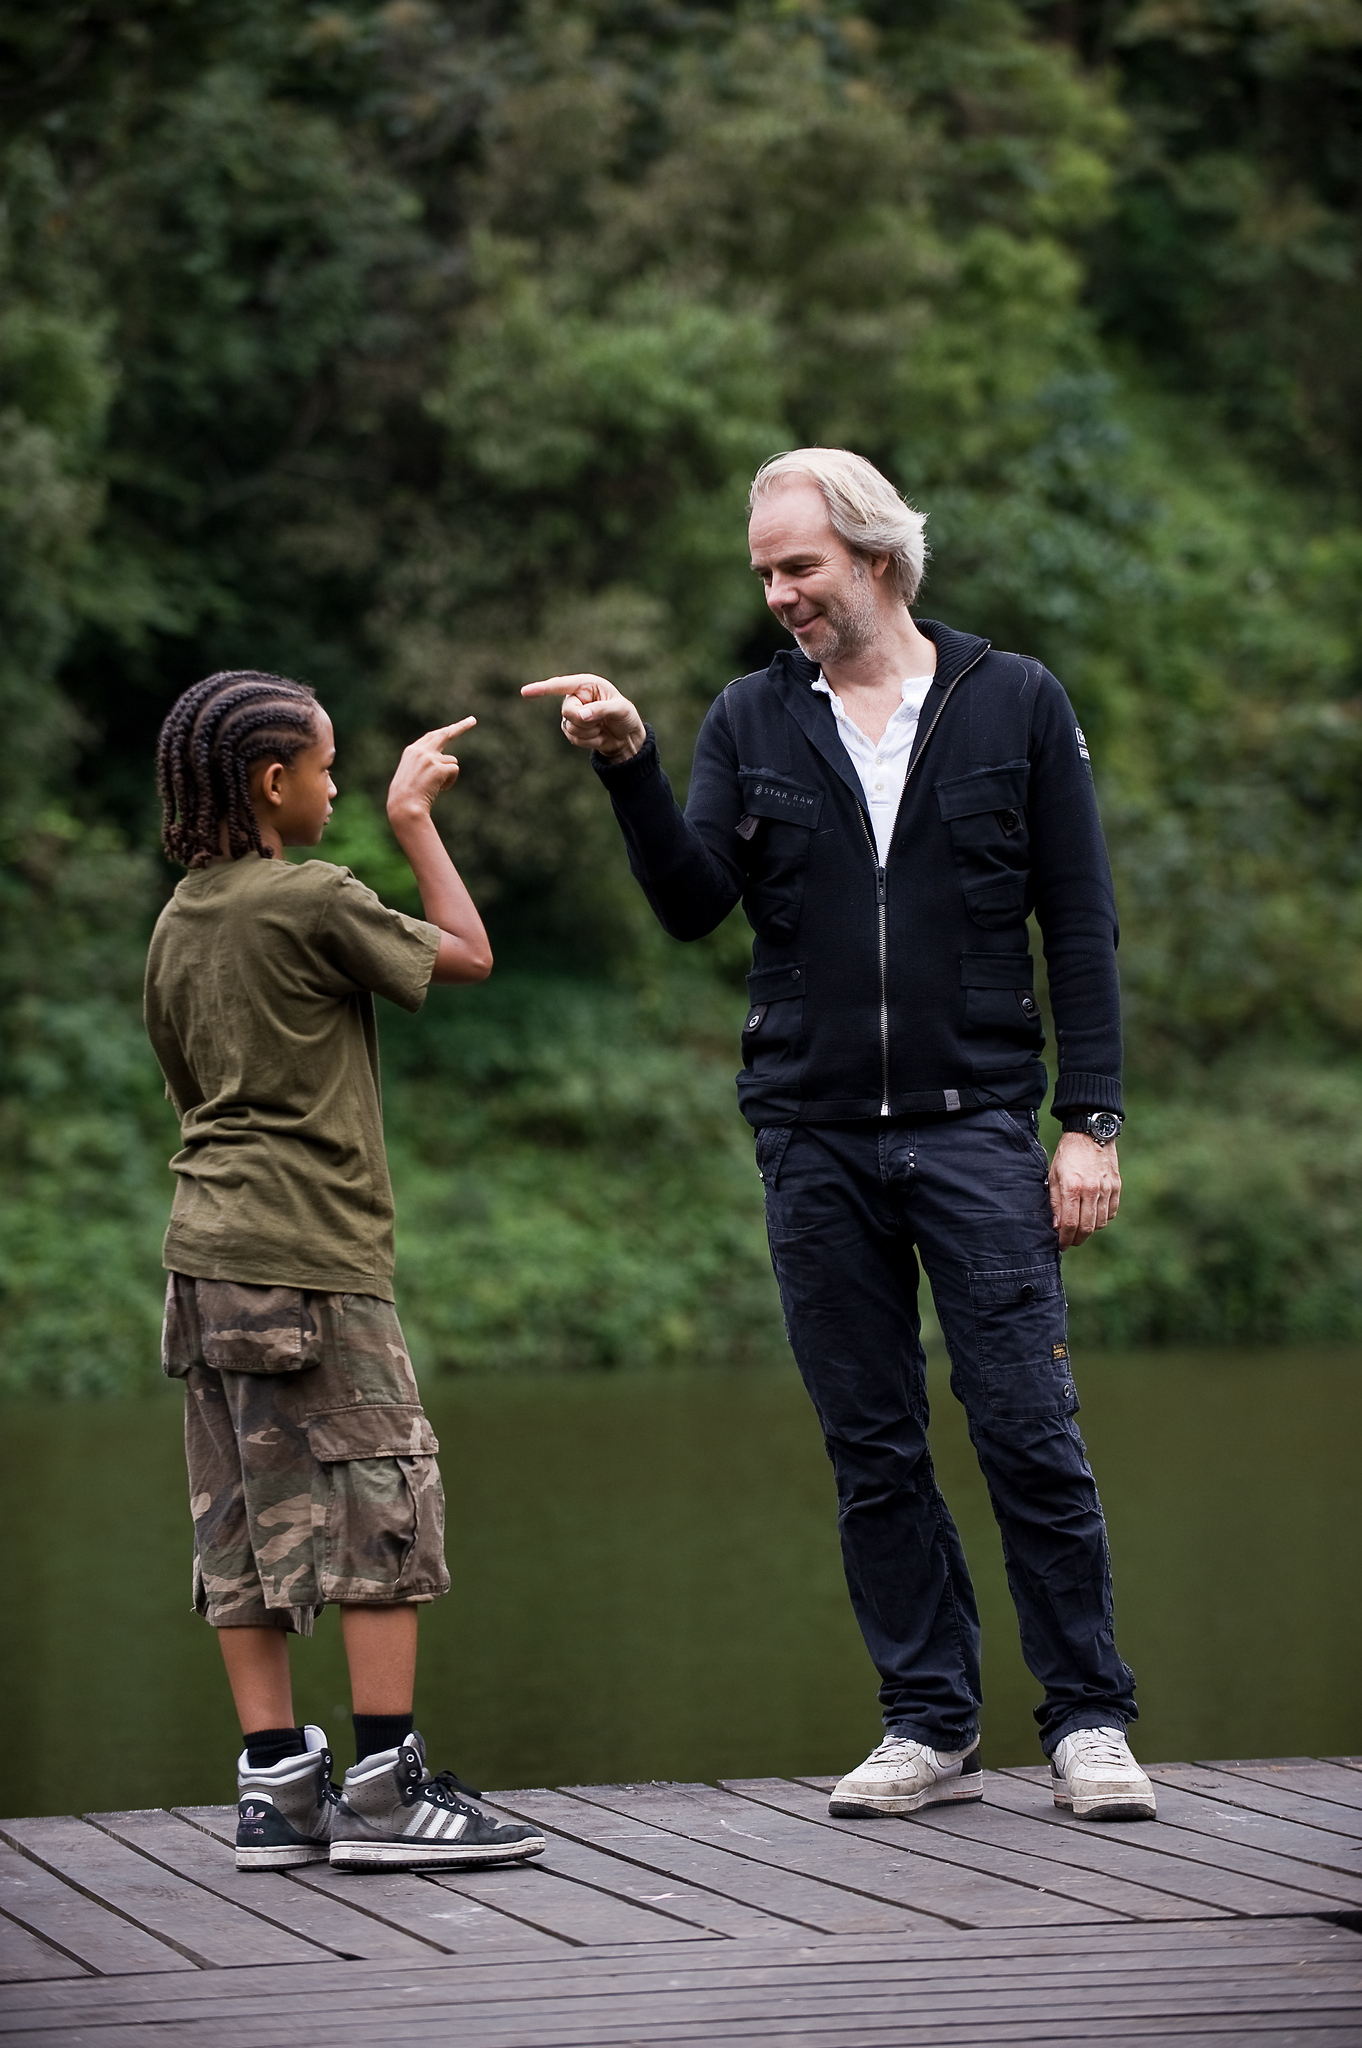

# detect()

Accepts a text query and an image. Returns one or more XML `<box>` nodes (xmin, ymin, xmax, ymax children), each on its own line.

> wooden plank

<box><xmin>1130</xmin><ymin>1766</ymin><xmax>1362</xmax><ymax>1843</ymax></box>
<box><xmin>1</xmin><ymin>1939</ymin><xmax>1356</xmax><ymax>2047</ymax></box>
<box><xmin>1135</xmin><ymin>1778</ymin><xmax>1362</xmax><ymax>1885</ymax></box>
<box><xmin>0</xmin><ymin>1915</ymin><xmax>89</xmax><ymax>1985</ymax></box>
<box><xmin>103</xmin><ymin>1810</ymin><xmax>442</xmax><ymax>1962</ymax></box>
<box><xmin>0</xmin><ymin>1915</ymin><xmax>1350</xmax><ymax>2017</ymax></box>
<box><xmin>728</xmin><ymin>1776</ymin><xmax>1226</xmax><ymax>1924</ymax></box>
<box><xmin>795</xmin><ymin>1775</ymin><xmax>1249</xmax><ymax>1921</ymax></box>
<box><xmin>565</xmin><ymin>1780</ymin><xmax>1119</xmax><ymax>1931</ymax></box>
<box><xmin>1201</xmin><ymin>1760</ymin><xmax>1362</xmax><ymax>1811</ymax></box>
<box><xmin>425</xmin><ymin>1861</ymin><xmax>718</xmax><ymax>1948</ymax></box>
<box><xmin>964</xmin><ymin>1771</ymin><xmax>1362</xmax><ymax>1908</ymax></box>
<box><xmin>491</xmin><ymin>1790</ymin><xmax>936</xmax><ymax>1938</ymax></box>
<box><xmin>6</xmin><ymin>2013</ymin><xmax>1356</xmax><ymax>2048</ymax></box>
<box><xmin>1325</xmin><ymin>1757</ymin><xmax>1362</xmax><ymax>1773</ymax></box>
<box><xmin>0</xmin><ymin>1920</ymin><xmax>1354</xmax><ymax>2035</ymax></box>
<box><xmin>0</xmin><ymin>1840</ymin><xmax>193</xmax><ymax>1979</ymax></box>
<box><xmin>486</xmin><ymin>1789</ymin><xmax>838</xmax><ymax>1940</ymax></box>
<box><xmin>967</xmin><ymin>1770</ymin><xmax>1362</xmax><ymax>1918</ymax></box>
<box><xmin>0</xmin><ymin>1817</ymin><xmax>328</xmax><ymax>1970</ymax></box>
<box><xmin>177</xmin><ymin>1805</ymin><xmax>569</xmax><ymax>1959</ymax></box>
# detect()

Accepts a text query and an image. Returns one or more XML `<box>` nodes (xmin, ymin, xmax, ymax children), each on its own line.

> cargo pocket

<box><xmin>738</xmin><ymin>773</ymin><xmax>822</xmax><ymax>943</ymax></box>
<box><xmin>960</xmin><ymin>953</ymin><xmax>1045</xmax><ymax>1076</ymax></box>
<box><xmin>306</xmin><ymin>1407</ymin><xmax>447</xmax><ymax>1603</ymax></box>
<box><xmin>969</xmin><ymin>1262</ymin><xmax>1078</xmax><ymax>1421</ymax></box>
<box><xmin>305</xmin><ymin>1406</ymin><xmax>439</xmax><ymax>1461</ymax></box>
<box><xmin>161</xmin><ymin>1272</ymin><xmax>201</xmax><ymax>1380</ymax></box>
<box><xmin>743</xmin><ymin>961</ymin><xmax>807</xmax><ymax>1085</ymax></box>
<box><xmin>936</xmin><ymin>762</ymin><xmax>1032</xmax><ymax>929</ymax></box>
<box><xmin>197</xmin><ymin>1282</ymin><xmax>323</xmax><ymax>1375</ymax></box>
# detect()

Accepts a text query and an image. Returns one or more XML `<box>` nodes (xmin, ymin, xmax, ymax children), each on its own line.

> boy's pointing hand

<box><xmin>387</xmin><ymin>717</ymin><xmax>477</xmax><ymax>829</ymax></box>
<box><xmin>521</xmin><ymin>674</ymin><xmax>647</xmax><ymax>765</ymax></box>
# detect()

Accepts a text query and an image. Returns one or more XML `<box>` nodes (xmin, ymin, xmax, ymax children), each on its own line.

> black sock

<box><xmin>244</xmin><ymin>1726</ymin><xmax>308</xmax><ymax>1770</ymax></box>
<box><xmin>353</xmin><ymin>1712</ymin><xmax>414</xmax><ymax>1764</ymax></box>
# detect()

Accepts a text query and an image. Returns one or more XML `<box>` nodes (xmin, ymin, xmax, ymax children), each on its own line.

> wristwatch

<box><xmin>1061</xmin><ymin>1110</ymin><xmax>1124</xmax><ymax>1146</ymax></box>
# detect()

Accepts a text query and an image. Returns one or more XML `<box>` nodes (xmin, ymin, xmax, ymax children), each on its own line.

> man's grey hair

<box><xmin>748</xmin><ymin>448</ymin><xmax>929</xmax><ymax>604</ymax></box>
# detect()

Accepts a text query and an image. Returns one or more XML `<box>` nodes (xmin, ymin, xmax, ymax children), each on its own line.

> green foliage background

<box><xmin>3</xmin><ymin>0</ymin><xmax>1361</xmax><ymax>1393</ymax></box>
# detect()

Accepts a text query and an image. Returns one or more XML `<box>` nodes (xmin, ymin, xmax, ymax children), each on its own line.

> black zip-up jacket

<box><xmin>593</xmin><ymin>618</ymin><xmax>1122</xmax><ymax>1129</ymax></box>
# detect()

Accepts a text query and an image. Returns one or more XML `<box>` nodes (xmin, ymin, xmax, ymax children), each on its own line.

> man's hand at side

<box><xmin>520</xmin><ymin>673</ymin><xmax>647</xmax><ymax>764</ymax></box>
<box><xmin>1049</xmin><ymin>1133</ymin><xmax>1121</xmax><ymax>1250</ymax></box>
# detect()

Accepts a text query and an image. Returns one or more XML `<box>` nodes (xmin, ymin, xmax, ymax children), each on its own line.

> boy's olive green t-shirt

<box><xmin>144</xmin><ymin>854</ymin><xmax>440</xmax><ymax>1298</ymax></box>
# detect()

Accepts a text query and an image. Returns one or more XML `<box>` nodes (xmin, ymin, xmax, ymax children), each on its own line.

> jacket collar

<box><xmin>765</xmin><ymin>619</ymin><xmax>992</xmax><ymax>807</ymax></box>
<box><xmin>914</xmin><ymin>617</ymin><xmax>992</xmax><ymax>690</ymax></box>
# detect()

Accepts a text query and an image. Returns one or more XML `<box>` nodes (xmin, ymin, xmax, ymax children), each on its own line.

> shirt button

<box><xmin>874</xmin><ymin>781</ymin><xmax>885</xmax><ymax>792</ymax></box>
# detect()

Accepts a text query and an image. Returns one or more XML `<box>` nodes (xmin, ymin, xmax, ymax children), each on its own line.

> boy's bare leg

<box><xmin>218</xmin><ymin>1626</ymin><xmax>294</xmax><ymax>1732</ymax></box>
<box><xmin>341</xmin><ymin>1603</ymin><xmax>418</xmax><ymax>1714</ymax></box>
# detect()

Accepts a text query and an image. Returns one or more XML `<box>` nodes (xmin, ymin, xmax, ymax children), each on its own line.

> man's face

<box><xmin>748</xmin><ymin>480</ymin><xmax>879</xmax><ymax>665</ymax></box>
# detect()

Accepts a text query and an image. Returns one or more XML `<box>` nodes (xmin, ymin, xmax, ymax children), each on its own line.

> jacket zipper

<box><xmin>858</xmin><ymin>809</ymin><xmax>891</xmax><ymax>1114</ymax></box>
<box><xmin>858</xmin><ymin>643</ymin><xmax>991</xmax><ymax>1119</ymax></box>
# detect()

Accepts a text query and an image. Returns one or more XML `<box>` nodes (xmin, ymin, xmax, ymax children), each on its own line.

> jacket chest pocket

<box><xmin>936</xmin><ymin>762</ymin><xmax>1031</xmax><ymax>930</ymax></box>
<box><xmin>737</xmin><ymin>772</ymin><xmax>823</xmax><ymax>944</ymax></box>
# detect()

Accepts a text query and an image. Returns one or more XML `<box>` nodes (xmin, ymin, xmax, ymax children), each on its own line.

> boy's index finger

<box><xmin>433</xmin><ymin>716</ymin><xmax>477</xmax><ymax>742</ymax></box>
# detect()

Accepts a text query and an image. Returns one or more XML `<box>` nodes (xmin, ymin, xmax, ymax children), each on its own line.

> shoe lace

<box><xmin>1066</xmin><ymin>1728</ymin><xmax>1128</xmax><ymax>1767</ymax></box>
<box><xmin>866</xmin><ymin>1734</ymin><xmax>923</xmax><ymax>1763</ymax></box>
<box><xmin>421</xmin><ymin>1768</ymin><xmax>485</xmax><ymax>1813</ymax></box>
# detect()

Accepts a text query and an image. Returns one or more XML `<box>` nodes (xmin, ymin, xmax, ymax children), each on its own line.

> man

<box><xmin>522</xmin><ymin>447</ymin><xmax>1153</xmax><ymax>1823</ymax></box>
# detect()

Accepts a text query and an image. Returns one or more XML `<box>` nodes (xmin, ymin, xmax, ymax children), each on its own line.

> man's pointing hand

<box><xmin>520</xmin><ymin>674</ymin><xmax>647</xmax><ymax>765</ymax></box>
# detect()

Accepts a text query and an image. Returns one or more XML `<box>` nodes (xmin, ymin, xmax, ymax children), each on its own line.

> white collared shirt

<box><xmin>811</xmin><ymin>672</ymin><xmax>936</xmax><ymax>864</ymax></box>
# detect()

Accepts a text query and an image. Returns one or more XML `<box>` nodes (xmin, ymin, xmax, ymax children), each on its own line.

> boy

<box><xmin>145</xmin><ymin>668</ymin><xmax>544</xmax><ymax>1872</ymax></box>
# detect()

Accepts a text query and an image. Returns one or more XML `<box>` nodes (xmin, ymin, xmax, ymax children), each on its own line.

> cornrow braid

<box><xmin>157</xmin><ymin>670</ymin><xmax>319</xmax><ymax>869</ymax></box>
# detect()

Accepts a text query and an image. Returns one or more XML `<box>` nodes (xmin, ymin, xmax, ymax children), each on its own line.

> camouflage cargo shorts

<box><xmin>163</xmin><ymin>1274</ymin><xmax>450</xmax><ymax>1634</ymax></box>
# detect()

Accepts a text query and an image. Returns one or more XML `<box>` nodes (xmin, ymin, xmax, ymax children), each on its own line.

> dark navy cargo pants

<box><xmin>756</xmin><ymin>1110</ymin><xmax>1137</xmax><ymax>1757</ymax></box>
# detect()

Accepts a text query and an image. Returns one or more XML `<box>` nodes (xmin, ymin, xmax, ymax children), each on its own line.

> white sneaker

<box><xmin>829</xmin><ymin>1734</ymin><xmax>983</xmax><ymax>1817</ymax></box>
<box><xmin>1050</xmin><ymin>1726</ymin><xmax>1156</xmax><ymax>1821</ymax></box>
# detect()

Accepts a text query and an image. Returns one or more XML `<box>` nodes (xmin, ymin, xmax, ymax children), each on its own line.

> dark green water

<box><xmin>2</xmin><ymin>1348</ymin><xmax>1359</xmax><ymax>1819</ymax></box>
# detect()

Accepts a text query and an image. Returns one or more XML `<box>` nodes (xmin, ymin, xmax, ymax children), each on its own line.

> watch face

<box><xmin>1088</xmin><ymin>1112</ymin><xmax>1122</xmax><ymax>1143</ymax></box>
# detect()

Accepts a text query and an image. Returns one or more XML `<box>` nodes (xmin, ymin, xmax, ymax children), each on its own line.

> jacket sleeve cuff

<box><xmin>1050</xmin><ymin>1071</ymin><xmax>1124</xmax><ymax>1120</ymax></box>
<box><xmin>589</xmin><ymin>728</ymin><xmax>660</xmax><ymax>795</ymax></box>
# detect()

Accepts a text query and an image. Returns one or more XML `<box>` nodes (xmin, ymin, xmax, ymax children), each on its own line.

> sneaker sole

<box><xmin>1053</xmin><ymin>1787</ymin><xmax>1157</xmax><ymax>1822</ymax></box>
<box><xmin>829</xmin><ymin>1772</ymin><xmax>985</xmax><ymax>1818</ymax></box>
<box><xmin>329</xmin><ymin>1836</ymin><xmax>547</xmax><ymax>1870</ymax></box>
<box><xmin>235</xmin><ymin>1843</ymin><xmax>332</xmax><ymax>1870</ymax></box>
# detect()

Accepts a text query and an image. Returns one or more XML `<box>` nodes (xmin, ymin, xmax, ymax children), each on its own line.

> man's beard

<box><xmin>789</xmin><ymin>561</ymin><xmax>879</xmax><ymax>665</ymax></box>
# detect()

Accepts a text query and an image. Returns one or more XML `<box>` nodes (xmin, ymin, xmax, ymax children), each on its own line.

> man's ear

<box><xmin>869</xmin><ymin>553</ymin><xmax>893</xmax><ymax>583</ymax></box>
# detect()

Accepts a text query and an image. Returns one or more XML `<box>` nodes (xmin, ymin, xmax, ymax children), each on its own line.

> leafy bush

<box><xmin>1</xmin><ymin>0</ymin><xmax>1361</xmax><ymax>1391</ymax></box>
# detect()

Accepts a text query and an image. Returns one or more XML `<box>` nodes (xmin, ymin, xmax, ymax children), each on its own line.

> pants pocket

<box><xmin>755</xmin><ymin>1124</ymin><xmax>794</xmax><ymax>1189</ymax></box>
<box><xmin>162</xmin><ymin>1272</ymin><xmax>201</xmax><ymax>1380</ymax></box>
<box><xmin>968</xmin><ymin>1260</ymin><xmax>1078</xmax><ymax>1421</ymax></box>
<box><xmin>315</xmin><ymin>1452</ymin><xmax>449</xmax><ymax>1603</ymax></box>
<box><xmin>198</xmin><ymin>1281</ymin><xmax>323</xmax><ymax>1375</ymax></box>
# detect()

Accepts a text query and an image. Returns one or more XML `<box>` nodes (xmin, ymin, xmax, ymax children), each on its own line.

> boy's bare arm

<box><xmin>386</xmin><ymin>719</ymin><xmax>493</xmax><ymax>984</ymax></box>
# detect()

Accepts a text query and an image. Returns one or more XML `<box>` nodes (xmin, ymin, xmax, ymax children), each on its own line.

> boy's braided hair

<box><xmin>157</xmin><ymin>670</ymin><xmax>319</xmax><ymax>869</ymax></box>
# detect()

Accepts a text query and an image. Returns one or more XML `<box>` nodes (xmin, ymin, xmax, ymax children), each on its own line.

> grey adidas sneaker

<box><xmin>829</xmin><ymin>1734</ymin><xmax>984</xmax><ymax>1817</ymax></box>
<box><xmin>329</xmin><ymin>1732</ymin><xmax>547</xmax><ymax>1870</ymax></box>
<box><xmin>235</xmin><ymin>1725</ymin><xmax>336</xmax><ymax>1870</ymax></box>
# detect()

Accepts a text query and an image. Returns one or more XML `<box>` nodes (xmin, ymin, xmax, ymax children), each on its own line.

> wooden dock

<box><xmin>3</xmin><ymin>1758</ymin><xmax>1361</xmax><ymax>2044</ymax></box>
